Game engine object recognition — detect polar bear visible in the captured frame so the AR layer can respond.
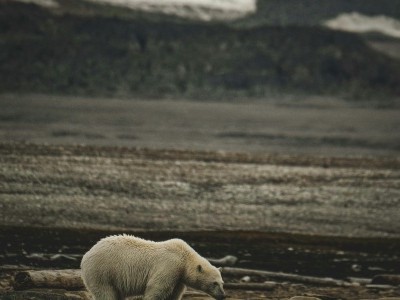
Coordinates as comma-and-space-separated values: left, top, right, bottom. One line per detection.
80, 235, 225, 300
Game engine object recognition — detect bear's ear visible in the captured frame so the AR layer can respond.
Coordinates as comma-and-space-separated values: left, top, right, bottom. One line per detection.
218, 267, 222, 272
197, 265, 203, 273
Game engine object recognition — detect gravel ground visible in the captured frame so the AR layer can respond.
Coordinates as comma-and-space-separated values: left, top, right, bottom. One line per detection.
1, 143, 399, 238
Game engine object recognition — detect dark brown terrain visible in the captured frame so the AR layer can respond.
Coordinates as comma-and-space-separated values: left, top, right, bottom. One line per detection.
1, 142, 400, 299
0, 90, 400, 299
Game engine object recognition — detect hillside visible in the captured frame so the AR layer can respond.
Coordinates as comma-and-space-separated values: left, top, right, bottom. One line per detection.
1, 1, 400, 100
236, 0, 400, 27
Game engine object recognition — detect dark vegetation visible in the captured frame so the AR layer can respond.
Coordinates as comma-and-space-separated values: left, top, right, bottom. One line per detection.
0, 1, 400, 100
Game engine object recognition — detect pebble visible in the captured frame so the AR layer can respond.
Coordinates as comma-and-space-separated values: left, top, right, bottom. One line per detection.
351, 264, 362, 272
240, 276, 251, 283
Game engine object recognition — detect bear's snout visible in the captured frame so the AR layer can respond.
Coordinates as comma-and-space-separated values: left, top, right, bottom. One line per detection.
212, 287, 226, 300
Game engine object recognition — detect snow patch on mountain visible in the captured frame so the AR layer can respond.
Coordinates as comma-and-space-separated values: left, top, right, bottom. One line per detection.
324, 12, 400, 39
15, 0, 58, 7
84, 0, 257, 21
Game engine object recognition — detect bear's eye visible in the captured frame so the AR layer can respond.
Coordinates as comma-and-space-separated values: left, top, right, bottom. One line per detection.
213, 282, 218, 286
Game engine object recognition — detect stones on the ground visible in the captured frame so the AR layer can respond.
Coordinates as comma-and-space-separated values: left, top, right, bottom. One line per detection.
351, 264, 362, 272
240, 276, 251, 282
372, 274, 400, 286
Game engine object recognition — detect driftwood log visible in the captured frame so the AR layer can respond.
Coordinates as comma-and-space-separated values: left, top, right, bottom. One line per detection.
346, 277, 371, 285
13, 266, 353, 291
371, 274, 400, 286
207, 255, 238, 267
4, 289, 91, 300
14, 269, 84, 290
221, 267, 349, 287
224, 282, 278, 290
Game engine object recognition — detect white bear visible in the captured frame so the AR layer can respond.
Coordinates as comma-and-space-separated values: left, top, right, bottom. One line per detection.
80, 235, 225, 300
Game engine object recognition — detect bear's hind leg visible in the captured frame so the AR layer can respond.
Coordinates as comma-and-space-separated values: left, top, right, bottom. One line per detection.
89, 285, 122, 300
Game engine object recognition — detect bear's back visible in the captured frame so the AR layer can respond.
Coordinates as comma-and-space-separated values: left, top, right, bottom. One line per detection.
161, 238, 193, 256
82, 235, 188, 269
100, 234, 157, 250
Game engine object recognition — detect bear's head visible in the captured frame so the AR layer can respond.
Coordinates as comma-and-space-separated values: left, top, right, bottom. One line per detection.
184, 256, 225, 300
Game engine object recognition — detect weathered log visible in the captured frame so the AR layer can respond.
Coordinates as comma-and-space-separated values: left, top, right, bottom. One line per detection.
366, 284, 395, 290
289, 297, 322, 300
346, 277, 371, 285
372, 274, 400, 286
207, 255, 238, 267
14, 269, 84, 290
224, 282, 279, 290
2, 289, 91, 299
221, 267, 348, 287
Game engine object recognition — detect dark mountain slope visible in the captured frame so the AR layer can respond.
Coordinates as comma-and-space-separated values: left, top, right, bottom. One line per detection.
1, 2, 399, 100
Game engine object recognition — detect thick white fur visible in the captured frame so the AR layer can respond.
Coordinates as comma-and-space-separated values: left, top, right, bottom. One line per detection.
80, 235, 225, 300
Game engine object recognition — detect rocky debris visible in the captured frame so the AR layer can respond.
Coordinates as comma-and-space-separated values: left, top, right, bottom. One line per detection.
239, 276, 251, 283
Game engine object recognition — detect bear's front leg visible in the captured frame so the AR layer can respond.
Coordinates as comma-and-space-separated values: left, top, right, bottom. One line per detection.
143, 271, 181, 300
167, 283, 186, 300
89, 284, 122, 300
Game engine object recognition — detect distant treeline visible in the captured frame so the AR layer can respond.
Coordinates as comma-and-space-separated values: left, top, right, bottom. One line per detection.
1, 2, 400, 100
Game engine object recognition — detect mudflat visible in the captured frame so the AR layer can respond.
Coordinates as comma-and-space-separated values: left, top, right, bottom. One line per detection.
0, 93, 399, 156
1, 94, 400, 299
